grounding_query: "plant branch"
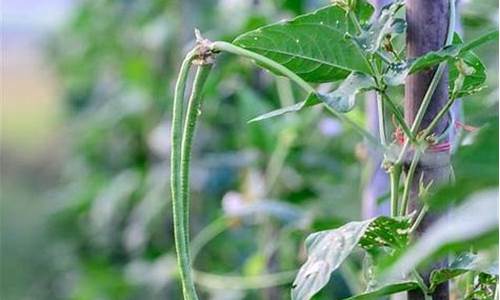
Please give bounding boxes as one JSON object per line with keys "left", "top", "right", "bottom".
{"left": 381, "top": 92, "right": 414, "bottom": 141}
{"left": 399, "top": 150, "right": 422, "bottom": 216}
{"left": 396, "top": 63, "right": 446, "bottom": 163}
{"left": 211, "top": 41, "right": 315, "bottom": 94}
{"left": 409, "top": 204, "right": 429, "bottom": 233}
{"left": 412, "top": 270, "right": 432, "bottom": 298}
{"left": 420, "top": 73, "right": 463, "bottom": 139}
{"left": 389, "top": 164, "right": 401, "bottom": 217}
{"left": 376, "top": 93, "right": 388, "bottom": 146}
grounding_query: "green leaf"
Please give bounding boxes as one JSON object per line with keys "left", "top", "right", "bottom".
{"left": 462, "top": 30, "right": 499, "bottom": 53}
{"left": 410, "top": 44, "right": 461, "bottom": 74}
{"left": 449, "top": 50, "right": 487, "bottom": 98}
{"left": 358, "top": 216, "right": 411, "bottom": 251}
{"left": 292, "top": 216, "right": 410, "bottom": 300}
{"left": 429, "top": 252, "right": 499, "bottom": 290}
{"left": 465, "top": 273, "right": 498, "bottom": 300}
{"left": 351, "top": 1, "right": 405, "bottom": 53}
{"left": 385, "top": 189, "right": 499, "bottom": 281}
{"left": 344, "top": 281, "right": 418, "bottom": 300}
{"left": 248, "top": 72, "right": 374, "bottom": 122}
{"left": 233, "top": 1, "right": 374, "bottom": 83}
{"left": 318, "top": 72, "right": 375, "bottom": 112}
{"left": 409, "top": 31, "right": 498, "bottom": 74}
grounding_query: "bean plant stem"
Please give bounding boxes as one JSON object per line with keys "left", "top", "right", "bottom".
{"left": 412, "top": 270, "right": 431, "bottom": 296}
{"left": 399, "top": 150, "right": 422, "bottom": 215}
{"left": 381, "top": 92, "right": 413, "bottom": 140}
{"left": 421, "top": 81, "right": 461, "bottom": 138}
{"left": 376, "top": 93, "right": 387, "bottom": 146}
{"left": 211, "top": 42, "right": 314, "bottom": 94}
{"left": 396, "top": 63, "right": 447, "bottom": 164}
{"left": 389, "top": 164, "right": 401, "bottom": 217}
{"left": 171, "top": 49, "right": 200, "bottom": 300}
{"left": 410, "top": 204, "right": 429, "bottom": 233}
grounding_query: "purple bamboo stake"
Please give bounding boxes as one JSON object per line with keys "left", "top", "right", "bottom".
{"left": 405, "top": 0, "right": 451, "bottom": 299}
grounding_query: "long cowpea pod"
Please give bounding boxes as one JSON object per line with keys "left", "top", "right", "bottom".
{"left": 170, "top": 37, "right": 213, "bottom": 299}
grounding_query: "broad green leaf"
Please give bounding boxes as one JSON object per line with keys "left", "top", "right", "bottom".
{"left": 358, "top": 216, "right": 411, "bottom": 251}
{"left": 248, "top": 72, "right": 374, "bottom": 122}
{"left": 344, "top": 281, "right": 418, "bottom": 300}
{"left": 409, "top": 30, "right": 498, "bottom": 74}
{"left": 429, "top": 252, "right": 499, "bottom": 290}
{"left": 352, "top": 1, "right": 405, "bottom": 54}
{"left": 385, "top": 189, "right": 499, "bottom": 281}
{"left": 233, "top": 1, "right": 374, "bottom": 83}
{"left": 292, "top": 216, "right": 410, "bottom": 300}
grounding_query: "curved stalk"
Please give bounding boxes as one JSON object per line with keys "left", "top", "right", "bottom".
{"left": 190, "top": 217, "right": 297, "bottom": 290}
{"left": 211, "top": 41, "right": 314, "bottom": 94}
{"left": 191, "top": 216, "right": 228, "bottom": 264}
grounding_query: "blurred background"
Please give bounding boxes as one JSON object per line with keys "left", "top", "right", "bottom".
{"left": 1, "top": 0, "right": 498, "bottom": 299}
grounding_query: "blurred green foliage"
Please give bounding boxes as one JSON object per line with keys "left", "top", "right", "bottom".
{"left": 1, "top": 0, "right": 497, "bottom": 299}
